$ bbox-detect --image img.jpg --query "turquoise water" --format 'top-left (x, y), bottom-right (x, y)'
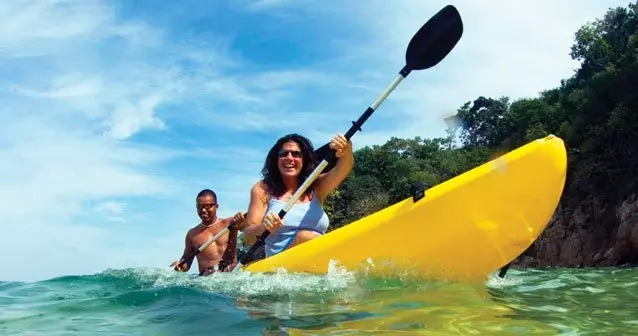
top-left (1, 266), bottom-right (637, 335)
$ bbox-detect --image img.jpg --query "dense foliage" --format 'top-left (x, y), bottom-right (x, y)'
top-left (325, 2), bottom-right (638, 229)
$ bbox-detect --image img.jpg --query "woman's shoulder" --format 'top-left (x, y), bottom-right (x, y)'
top-left (252, 180), bottom-right (268, 192)
top-left (251, 180), bottom-right (271, 203)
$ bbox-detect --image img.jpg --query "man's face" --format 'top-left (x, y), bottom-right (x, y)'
top-left (196, 195), bottom-right (217, 222)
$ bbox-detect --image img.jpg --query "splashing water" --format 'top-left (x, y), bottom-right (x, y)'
top-left (1, 266), bottom-right (636, 335)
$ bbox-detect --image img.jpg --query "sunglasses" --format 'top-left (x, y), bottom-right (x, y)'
top-left (197, 203), bottom-right (217, 210)
top-left (278, 150), bottom-right (303, 158)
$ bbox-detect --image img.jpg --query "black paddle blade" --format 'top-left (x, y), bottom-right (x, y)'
top-left (405, 5), bottom-right (463, 71)
top-left (498, 262), bottom-right (511, 278)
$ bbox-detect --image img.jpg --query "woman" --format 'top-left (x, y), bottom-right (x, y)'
top-left (241, 133), bottom-right (354, 258)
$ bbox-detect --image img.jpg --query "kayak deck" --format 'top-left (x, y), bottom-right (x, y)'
top-left (243, 135), bottom-right (568, 282)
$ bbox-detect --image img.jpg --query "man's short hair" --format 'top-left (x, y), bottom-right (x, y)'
top-left (196, 189), bottom-right (217, 202)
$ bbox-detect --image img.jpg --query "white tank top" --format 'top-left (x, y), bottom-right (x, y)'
top-left (264, 192), bottom-right (329, 257)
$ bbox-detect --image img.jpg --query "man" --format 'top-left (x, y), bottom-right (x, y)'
top-left (171, 189), bottom-right (246, 276)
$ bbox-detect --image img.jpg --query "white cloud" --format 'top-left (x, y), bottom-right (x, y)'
top-left (245, 0), bottom-right (298, 11)
top-left (247, 69), bottom-right (337, 91)
top-left (96, 201), bottom-right (125, 214)
top-left (210, 0), bottom-right (630, 148)
top-left (0, 0), bottom-right (198, 281)
top-left (107, 94), bottom-right (167, 140)
top-left (0, 120), bottom-right (177, 280)
top-left (0, 0), bottom-right (160, 58)
top-left (293, 0), bottom-right (630, 143)
top-left (9, 75), bottom-right (103, 99)
top-left (204, 77), bottom-right (264, 104)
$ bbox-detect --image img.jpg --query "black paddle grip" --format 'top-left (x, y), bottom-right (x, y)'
top-left (345, 107), bottom-right (374, 139)
top-left (239, 231), bottom-right (268, 265)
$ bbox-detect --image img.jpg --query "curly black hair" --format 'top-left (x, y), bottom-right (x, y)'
top-left (261, 133), bottom-right (317, 198)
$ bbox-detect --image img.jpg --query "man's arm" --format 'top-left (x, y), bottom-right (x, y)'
top-left (219, 220), bottom-right (238, 271)
top-left (219, 212), bottom-right (245, 271)
top-left (172, 230), bottom-right (196, 272)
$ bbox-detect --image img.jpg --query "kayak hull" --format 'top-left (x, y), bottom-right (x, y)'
top-left (243, 135), bottom-right (568, 282)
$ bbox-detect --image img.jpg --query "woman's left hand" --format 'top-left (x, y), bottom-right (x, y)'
top-left (329, 133), bottom-right (352, 158)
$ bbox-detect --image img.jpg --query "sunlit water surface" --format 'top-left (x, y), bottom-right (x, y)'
top-left (1, 265), bottom-right (636, 335)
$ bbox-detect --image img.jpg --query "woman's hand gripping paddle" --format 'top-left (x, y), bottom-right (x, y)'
top-left (232, 5), bottom-right (464, 272)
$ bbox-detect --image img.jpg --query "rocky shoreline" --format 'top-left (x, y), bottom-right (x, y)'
top-left (512, 193), bottom-right (638, 269)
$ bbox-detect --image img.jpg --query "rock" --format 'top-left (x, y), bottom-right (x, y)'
top-left (610, 194), bottom-right (638, 264)
top-left (512, 193), bottom-right (638, 268)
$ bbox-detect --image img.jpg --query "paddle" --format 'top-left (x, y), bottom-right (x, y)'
top-left (498, 262), bottom-right (511, 278)
top-left (231, 5), bottom-right (464, 272)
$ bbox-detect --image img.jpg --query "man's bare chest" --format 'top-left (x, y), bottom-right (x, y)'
top-left (191, 228), bottom-right (229, 250)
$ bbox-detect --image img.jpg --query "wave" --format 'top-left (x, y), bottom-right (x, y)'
top-left (1, 267), bottom-right (637, 335)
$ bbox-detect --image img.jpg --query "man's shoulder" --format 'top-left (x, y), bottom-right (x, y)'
top-left (186, 224), bottom-right (201, 237)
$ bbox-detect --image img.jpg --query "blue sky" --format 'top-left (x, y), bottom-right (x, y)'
top-left (0, 0), bottom-right (628, 282)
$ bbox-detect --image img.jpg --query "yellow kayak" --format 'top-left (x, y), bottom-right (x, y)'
top-left (244, 135), bottom-right (567, 282)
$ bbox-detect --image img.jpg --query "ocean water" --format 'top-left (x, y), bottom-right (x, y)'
top-left (1, 265), bottom-right (637, 335)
